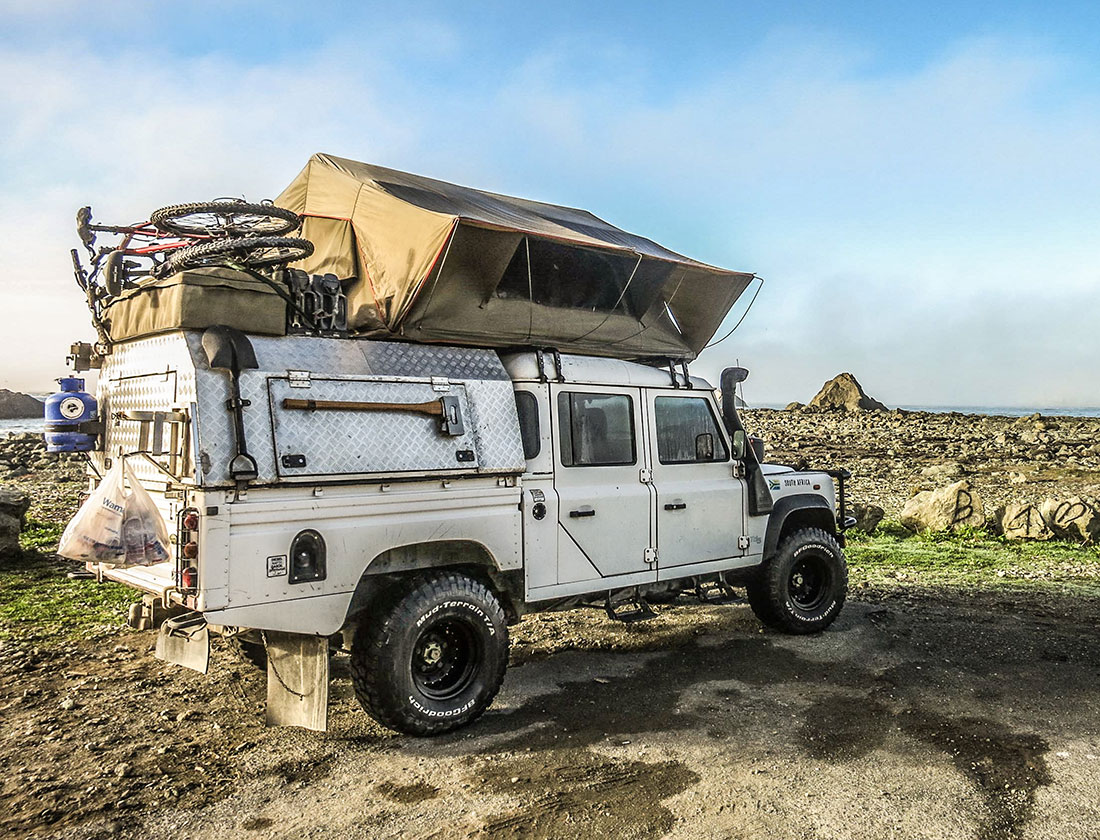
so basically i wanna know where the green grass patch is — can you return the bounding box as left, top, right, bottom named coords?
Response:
left=18, top=518, right=65, bottom=552
left=1, top=537, right=134, bottom=644
left=846, top=519, right=1100, bottom=596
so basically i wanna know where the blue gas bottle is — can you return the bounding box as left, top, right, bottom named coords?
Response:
left=44, top=377, right=98, bottom=452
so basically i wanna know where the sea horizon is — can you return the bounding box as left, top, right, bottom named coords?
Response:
left=746, top=404, right=1100, bottom=418
left=5, top=402, right=1100, bottom=438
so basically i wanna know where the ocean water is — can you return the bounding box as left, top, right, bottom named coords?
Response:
left=0, top=417, right=45, bottom=436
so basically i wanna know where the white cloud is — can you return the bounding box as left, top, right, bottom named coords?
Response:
left=0, top=39, right=419, bottom=389
left=1, top=29, right=1099, bottom=409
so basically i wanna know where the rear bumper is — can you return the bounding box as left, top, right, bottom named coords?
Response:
left=91, top=560, right=184, bottom=606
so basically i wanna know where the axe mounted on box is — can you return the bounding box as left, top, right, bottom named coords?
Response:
left=281, top=395, right=465, bottom=436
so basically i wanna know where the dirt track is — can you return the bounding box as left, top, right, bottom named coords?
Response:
left=3, top=585, right=1098, bottom=840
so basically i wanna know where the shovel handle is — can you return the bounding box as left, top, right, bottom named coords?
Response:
left=282, top=397, right=443, bottom=417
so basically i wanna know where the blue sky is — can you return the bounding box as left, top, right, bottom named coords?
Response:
left=3, top=1, right=1100, bottom=406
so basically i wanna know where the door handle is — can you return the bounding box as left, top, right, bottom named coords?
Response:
left=664, top=501, right=687, bottom=511
left=569, top=507, right=596, bottom=518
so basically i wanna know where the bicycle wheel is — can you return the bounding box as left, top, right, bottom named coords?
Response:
left=160, top=235, right=314, bottom=275
left=151, top=200, right=301, bottom=237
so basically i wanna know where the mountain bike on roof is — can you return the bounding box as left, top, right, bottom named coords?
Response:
left=71, top=198, right=314, bottom=350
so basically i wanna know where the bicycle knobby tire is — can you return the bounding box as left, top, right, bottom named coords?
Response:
left=151, top=201, right=302, bottom=237
left=160, top=235, right=314, bottom=275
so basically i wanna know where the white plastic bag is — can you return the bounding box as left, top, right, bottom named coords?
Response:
left=119, top=461, right=172, bottom=566
left=58, top=459, right=126, bottom=563
left=59, top=458, right=171, bottom=567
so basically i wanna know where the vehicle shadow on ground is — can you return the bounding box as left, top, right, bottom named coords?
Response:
left=403, top=595, right=1099, bottom=840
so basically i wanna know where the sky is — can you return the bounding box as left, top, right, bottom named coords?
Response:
left=2, top=1, right=1100, bottom=408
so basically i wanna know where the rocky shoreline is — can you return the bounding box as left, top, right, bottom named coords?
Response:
left=2, top=405, right=1099, bottom=546
left=742, top=407, right=1100, bottom=530
left=0, top=433, right=84, bottom=552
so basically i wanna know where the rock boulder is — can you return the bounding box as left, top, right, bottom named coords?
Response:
left=849, top=502, right=885, bottom=533
left=900, top=480, right=985, bottom=532
left=807, top=373, right=887, bottom=412
left=1040, top=497, right=1100, bottom=542
left=920, top=462, right=966, bottom=482
left=998, top=502, right=1053, bottom=541
left=0, top=485, right=30, bottom=556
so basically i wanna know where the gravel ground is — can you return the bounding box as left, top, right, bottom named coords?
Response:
left=1, top=415, right=1099, bottom=840
left=2, top=589, right=1098, bottom=840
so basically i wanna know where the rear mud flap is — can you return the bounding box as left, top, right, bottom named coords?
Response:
left=155, top=612, right=210, bottom=674
left=264, top=631, right=329, bottom=732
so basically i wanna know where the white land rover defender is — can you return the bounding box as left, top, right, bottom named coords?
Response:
left=60, top=155, right=854, bottom=735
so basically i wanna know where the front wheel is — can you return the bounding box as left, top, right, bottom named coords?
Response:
left=746, top=527, right=847, bottom=634
left=350, top=572, right=509, bottom=736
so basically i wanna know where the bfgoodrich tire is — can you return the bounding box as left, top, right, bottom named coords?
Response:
left=746, top=527, right=847, bottom=634
left=350, top=572, right=509, bottom=736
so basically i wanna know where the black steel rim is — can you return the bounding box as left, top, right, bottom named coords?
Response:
left=411, top=618, right=481, bottom=701
left=788, top=554, right=831, bottom=611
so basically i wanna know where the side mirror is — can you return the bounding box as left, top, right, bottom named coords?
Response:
left=695, top=432, right=715, bottom=461
left=730, top=430, right=747, bottom=460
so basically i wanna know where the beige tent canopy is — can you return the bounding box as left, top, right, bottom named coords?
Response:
left=276, top=153, right=755, bottom=360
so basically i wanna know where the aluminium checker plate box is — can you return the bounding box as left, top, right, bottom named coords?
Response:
left=183, top=332, right=524, bottom=486
left=268, top=377, right=481, bottom=477
left=96, top=332, right=198, bottom=492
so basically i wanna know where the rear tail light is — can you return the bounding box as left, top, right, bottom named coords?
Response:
left=177, top=508, right=200, bottom=593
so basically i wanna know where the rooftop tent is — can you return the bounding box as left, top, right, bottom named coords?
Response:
left=275, top=153, right=755, bottom=360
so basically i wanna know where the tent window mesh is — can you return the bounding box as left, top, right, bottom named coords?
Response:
left=495, top=237, right=672, bottom=317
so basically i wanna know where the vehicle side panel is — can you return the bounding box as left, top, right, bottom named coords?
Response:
left=201, top=478, right=521, bottom=635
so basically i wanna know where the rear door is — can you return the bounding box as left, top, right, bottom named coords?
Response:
left=550, top=386, right=654, bottom=581
left=648, top=391, right=746, bottom=572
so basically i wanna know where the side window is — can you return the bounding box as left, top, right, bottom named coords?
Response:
left=514, top=391, right=541, bottom=460
left=654, top=396, right=729, bottom=464
left=557, top=392, right=636, bottom=467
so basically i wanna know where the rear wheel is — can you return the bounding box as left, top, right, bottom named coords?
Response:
left=746, top=527, right=847, bottom=634
left=350, top=572, right=509, bottom=736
